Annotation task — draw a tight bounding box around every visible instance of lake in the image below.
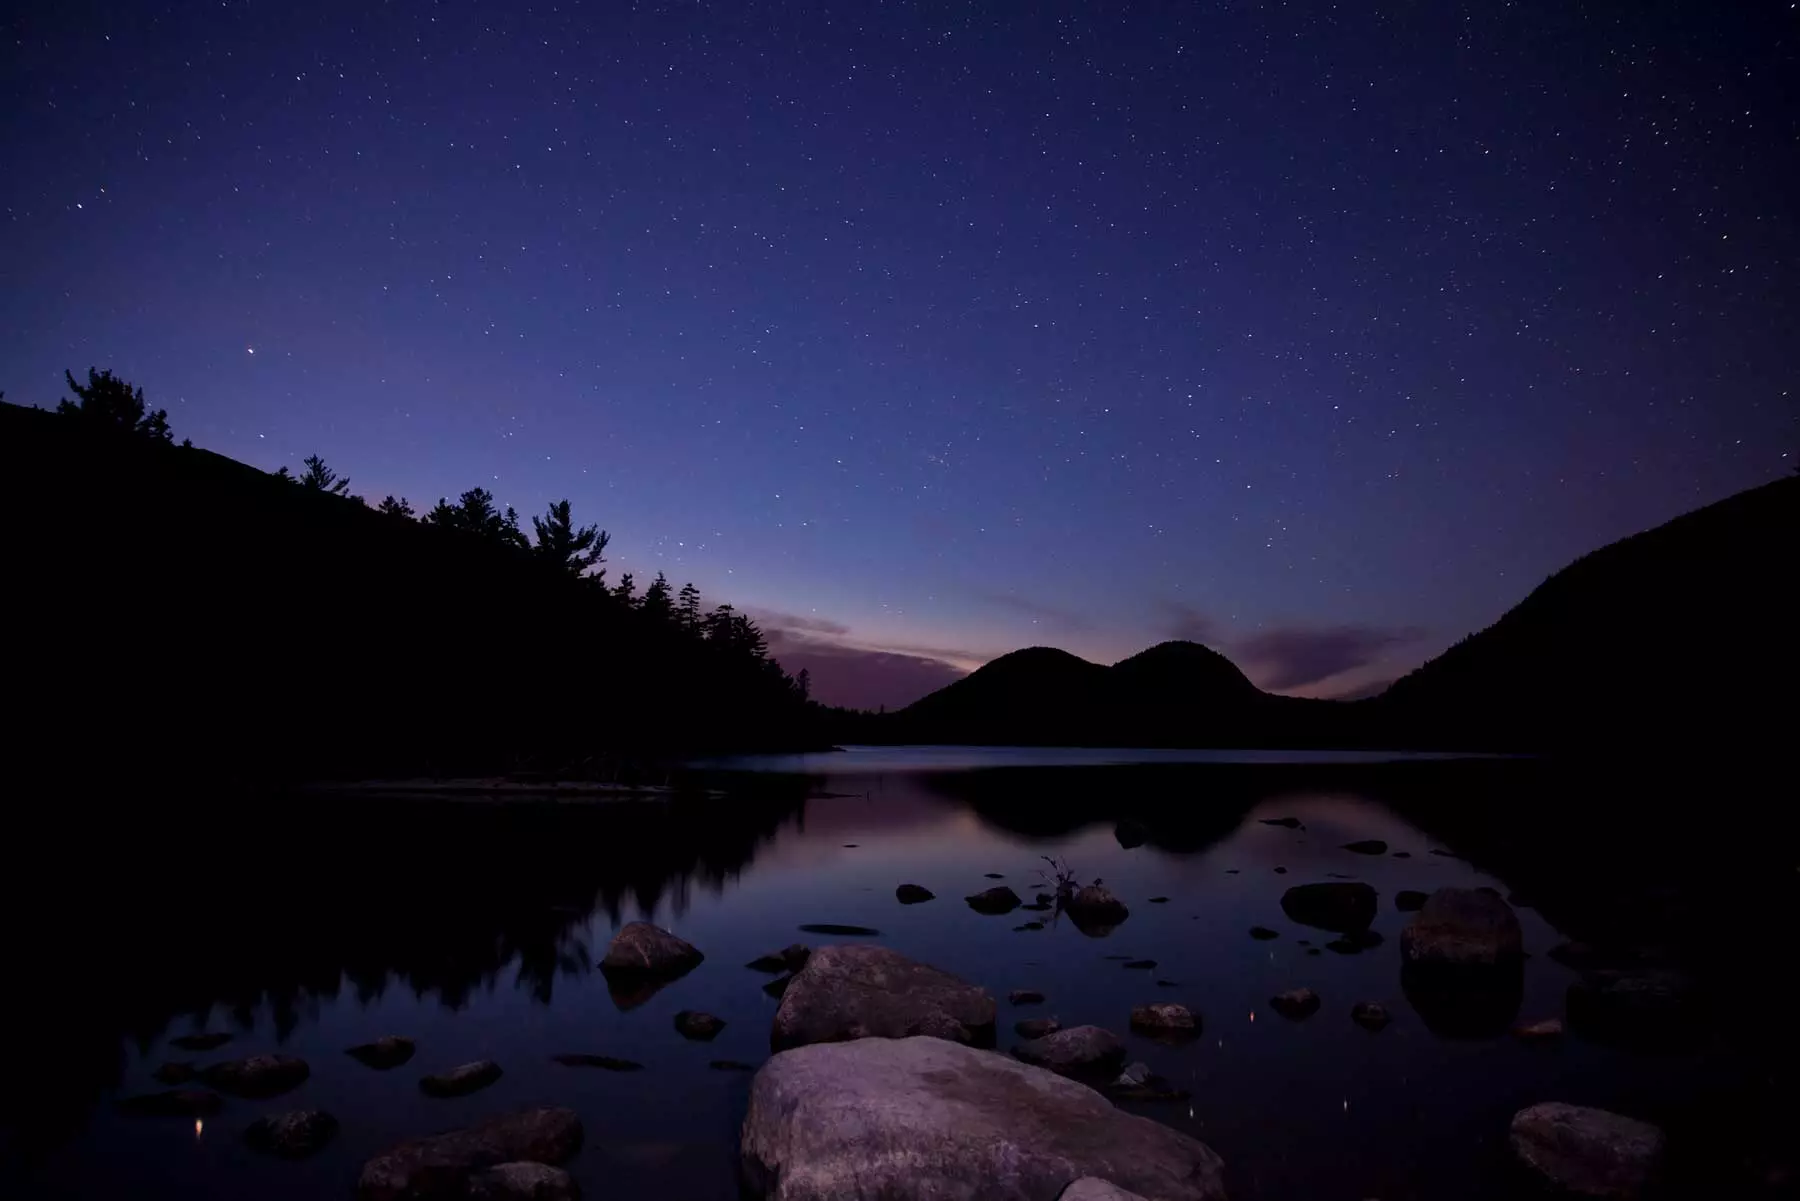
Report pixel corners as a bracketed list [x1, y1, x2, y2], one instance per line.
[3, 752, 1785, 1200]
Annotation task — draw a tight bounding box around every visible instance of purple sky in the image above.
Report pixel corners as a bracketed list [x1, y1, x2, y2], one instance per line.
[4, 2, 1794, 708]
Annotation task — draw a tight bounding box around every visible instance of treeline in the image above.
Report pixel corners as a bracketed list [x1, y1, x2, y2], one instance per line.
[5, 370, 821, 783]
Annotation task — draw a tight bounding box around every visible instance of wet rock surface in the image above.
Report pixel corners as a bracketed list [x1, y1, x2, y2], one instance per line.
[771, 944, 997, 1051]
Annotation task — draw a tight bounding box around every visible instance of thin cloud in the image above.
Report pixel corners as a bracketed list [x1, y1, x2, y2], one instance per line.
[761, 624, 969, 711]
[974, 591, 1096, 631]
[1236, 624, 1425, 692]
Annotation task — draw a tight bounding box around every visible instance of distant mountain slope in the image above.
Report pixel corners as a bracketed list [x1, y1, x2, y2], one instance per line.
[1376, 475, 1799, 749]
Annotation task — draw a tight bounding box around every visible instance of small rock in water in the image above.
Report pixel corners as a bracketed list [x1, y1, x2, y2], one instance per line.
[1010, 1025, 1127, 1080]
[1350, 1001, 1392, 1031]
[964, 886, 1023, 915]
[1273, 866, 1288, 874]
[1020, 900, 1052, 912]
[1514, 1018, 1565, 1042]
[420, 1060, 503, 1098]
[1342, 839, 1388, 855]
[600, 921, 704, 978]
[1270, 988, 1321, 1020]
[797, 923, 881, 936]
[1326, 930, 1386, 954]
[1326, 872, 1357, 879]
[467, 1162, 580, 1201]
[1281, 881, 1378, 933]
[1009, 989, 1047, 1005]
[1130, 1003, 1199, 1039]
[1392, 851, 1412, 858]
[746, 944, 811, 973]
[1260, 816, 1303, 829]
[1147, 896, 1170, 904]
[244, 1109, 339, 1158]
[199, 1054, 311, 1099]
[983, 872, 1005, 879]
[1107, 1061, 1191, 1104]
[1155, 979, 1180, 988]
[842, 844, 859, 848]
[1395, 890, 1429, 912]
[118, 1089, 222, 1117]
[895, 884, 935, 904]
[674, 1011, 726, 1041]
[1509, 1102, 1664, 1199]
[152, 1062, 195, 1085]
[347, 1036, 416, 1070]
[1035, 892, 1055, 904]
[1063, 883, 1131, 936]
[551, 1054, 642, 1070]
[1013, 920, 1045, 932]
[1014, 1017, 1061, 1039]
[170, 1032, 232, 1052]
[1115, 1061, 1152, 1088]
[1225, 869, 1241, 875]
[1122, 959, 1157, 970]
[1249, 926, 1280, 940]
[710, 1059, 758, 1072]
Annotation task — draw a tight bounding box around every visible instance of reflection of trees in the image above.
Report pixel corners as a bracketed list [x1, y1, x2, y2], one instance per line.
[2, 784, 804, 1170]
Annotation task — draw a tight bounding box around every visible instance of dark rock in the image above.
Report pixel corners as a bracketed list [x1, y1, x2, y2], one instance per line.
[1325, 872, 1356, 880]
[1269, 988, 1320, 1020]
[1147, 896, 1169, 904]
[674, 1011, 726, 1041]
[740, 1036, 1225, 1201]
[1325, 929, 1385, 954]
[119, 1089, 222, 1117]
[1342, 840, 1388, 855]
[797, 923, 881, 936]
[763, 975, 794, 999]
[747, 944, 812, 973]
[1010, 1025, 1127, 1080]
[1107, 1062, 1192, 1105]
[1129, 1003, 1198, 1040]
[551, 1054, 642, 1070]
[151, 1061, 195, 1085]
[245, 1109, 339, 1158]
[1225, 869, 1240, 875]
[1280, 882, 1377, 933]
[1272, 867, 1288, 874]
[1013, 921, 1045, 931]
[1155, 979, 1180, 988]
[1395, 890, 1429, 912]
[357, 1107, 584, 1201]
[1349, 1002, 1391, 1032]
[1009, 989, 1046, 1005]
[1514, 1018, 1565, 1042]
[1248, 926, 1280, 941]
[468, 1163, 580, 1201]
[895, 884, 935, 905]
[1114, 820, 1150, 849]
[1036, 893, 1055, 904]
[1401, 888, 1523, 968]
[1122, 959, 1157, 970]
[965, 886, 1023, 915]
[984, 872, 1006, 879]
[771, 944, 997, 1051]
[1015, 1018, 1062, 1040]
[420, 1060, 503, 1098]
[198, 1054, 310, 1099]
[1548, 941, 1600, 970]
[348, 1036, 416, 1070]
[1566, 970, 1702, 1050]
[710, 1059, 758, 1072]
[1020, 901, 1053, 912]
[1260, 816, 1302, 829]
[1509, 1102, 1664, 1199]
[170, 1032, 232, 1052]
[600, 920, 704, 977]
[1063, 884, 1131, 936]
[1391, 851, 1412, 858]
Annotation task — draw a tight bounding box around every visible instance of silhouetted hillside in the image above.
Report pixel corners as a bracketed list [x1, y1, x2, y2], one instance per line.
[1374, 475, 1799, 750]
[1, 399, 821, 783]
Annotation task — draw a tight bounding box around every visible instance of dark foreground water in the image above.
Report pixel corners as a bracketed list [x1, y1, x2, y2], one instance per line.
[4, 752, 1792, 1200]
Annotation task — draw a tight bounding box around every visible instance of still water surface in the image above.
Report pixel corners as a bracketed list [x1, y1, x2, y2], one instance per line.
[8, 753, 1722, 1200]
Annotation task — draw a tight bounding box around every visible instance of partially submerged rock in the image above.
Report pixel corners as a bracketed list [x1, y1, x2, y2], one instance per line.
[1063, 884, 1131, 936]
[895, 884, 935, 904]
[1106, 1062, 1191, 1104]
[118, 1088, 222, 1117]
[1341, 839, 1388, 855]
[1129, 1003, 1198, 1040]
[1400, 888, 1523, 968]
[965, 885, 1023, 915]
[1269, 988, 1320, 1020]
[797, 923, 881, 937]
[1349, 1001, 1391, 1031]
[551, 1053, 642, 1070]
[1279, 882, 1377, 933]
[1015, 1017, 1062, 1040]
[770, 944, 996, 1051]
[747, 945, 811, 974]
[198, 1054, 310, 1099]
[1325, 929, 1385, 954]
[357, 1107, 584, 1201]
[468, 1162, 580, 1201]
[245, 1109, 339, 1158]
[1248, 926, 1279, 940]
[348, 1036, 416, 1070]
[740, 1036, 1225, 1201]
[1009, 989, 1046, 1005]
[600, 920, 704, 977]
[1509, 1102, 1664, 1199]
[675, 1011, 726, 1041]
[1260, 816, 1302, 829]
[420, 1059, 503, 1098]
[1010, 1025, 1126, 1080]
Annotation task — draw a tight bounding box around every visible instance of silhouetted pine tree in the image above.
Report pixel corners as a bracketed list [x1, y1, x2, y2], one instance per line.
[677, 582, 702, 632]
[530, 499, 607, 577]
[299, 454, 351, 496]
[377, 495, 415, 519]
[57, 369, 171, 441]
[610, 572, 636, 606]
[642, 573, 674, 622]
[426, 487, 529, 549]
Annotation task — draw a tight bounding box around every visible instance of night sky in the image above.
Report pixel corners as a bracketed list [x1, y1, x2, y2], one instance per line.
[4, 2, 1795, 709]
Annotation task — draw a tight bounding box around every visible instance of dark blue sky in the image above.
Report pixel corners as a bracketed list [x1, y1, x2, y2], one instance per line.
[4, 2, 1795, 708]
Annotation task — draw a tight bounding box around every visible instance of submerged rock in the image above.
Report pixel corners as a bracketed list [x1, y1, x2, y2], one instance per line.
[198, 1054, 310, 1099]
[762, 975, 794, 999]
[1279, 882, 1377, 933]
[1249, 926, 1280, 940]
[674, 1011, 726, 1041]
[348, 1036, 416, 1070]
[965, 886, 1023, 915]
[895, 884, 935, 905]
[1063, 884, 1131, 936]
[740, 1037, 1225, 1201]
[1400, 888, 1523, 968]
[551, 1053, 642, 1070]
[1342, 839, 1388, 855]
[1349, 1001, 1392, 1031]
[420, 1060, 503, 1098]
[357, 1107, 584, 1201]
[746, 944, 811, 973]
[1014, 1017, 1062, 1040]
[245, 1109, 339, 1158]
[797, 923, 882, 936]
[1009, 989, 1046, 1005]
[771, 944, 996, 1051]
[1013, 920, 1045, 932]
[1129, 1003, 1198, 1040]
[1010, 1025, 1126, 1080]
[118, 1088, 222, 1117]
[468, 1162, 580, 1201]
[1509, 1102, 1664, 1199]
[1269, 988, 1321, 1020]
[1260, 816, 1302, 829]
[169, 1031, 232, 1052]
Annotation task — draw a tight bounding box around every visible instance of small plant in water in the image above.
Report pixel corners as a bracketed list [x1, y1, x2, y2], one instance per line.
[1036, 855, 1080, 903]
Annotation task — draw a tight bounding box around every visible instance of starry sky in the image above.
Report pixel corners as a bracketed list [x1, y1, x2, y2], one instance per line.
[3, 2, 1795, 709]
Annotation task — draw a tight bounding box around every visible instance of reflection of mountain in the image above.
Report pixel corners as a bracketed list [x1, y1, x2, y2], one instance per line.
[1, 785, 804, 1169]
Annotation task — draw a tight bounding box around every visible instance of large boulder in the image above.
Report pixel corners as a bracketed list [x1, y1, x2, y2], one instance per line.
[1062, 884, 1130, 936]
[1009, 1025, 1126, 1080]
[1059, 1180, 1148, 1201]
[770, 944, 996, 1051]
[468, 1163, 580, 1201]
[1279, 882, 1376, 933]
[357, 1107, 584, 1201]
[197, 1054, 310, 1098]
[1509, 1102, 1664, 1198]
[1400, 888, 1523, 968]
[740, 1036, 1225, 1201]
[244, 1109, 339, 1158]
